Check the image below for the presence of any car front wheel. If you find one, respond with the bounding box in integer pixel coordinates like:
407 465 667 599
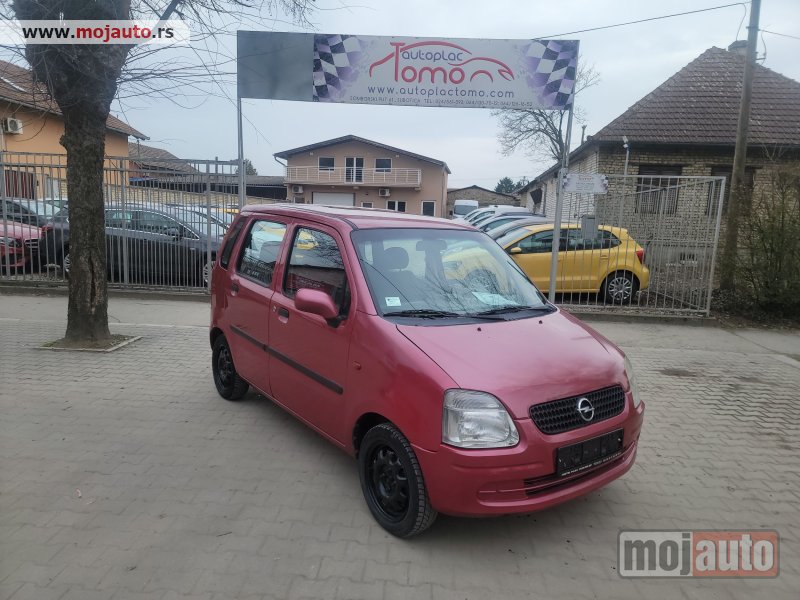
212 335 249 400
358 423 437 538
603 271 638 304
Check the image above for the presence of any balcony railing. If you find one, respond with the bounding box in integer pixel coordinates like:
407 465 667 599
285 166 422 187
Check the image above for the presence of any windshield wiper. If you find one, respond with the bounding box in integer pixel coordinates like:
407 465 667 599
472 305 555 317
383 309 462 319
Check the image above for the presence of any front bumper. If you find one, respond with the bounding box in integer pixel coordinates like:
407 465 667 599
414 398 644 517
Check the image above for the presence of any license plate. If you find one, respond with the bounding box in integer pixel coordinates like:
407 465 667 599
556 429 624 477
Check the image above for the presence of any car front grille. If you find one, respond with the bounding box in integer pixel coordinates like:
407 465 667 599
529 385 626 434
24 239 38 250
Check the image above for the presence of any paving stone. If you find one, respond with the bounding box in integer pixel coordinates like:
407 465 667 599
2 307 799 600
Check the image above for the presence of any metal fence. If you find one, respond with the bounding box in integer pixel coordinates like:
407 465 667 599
545 174 725 316
0 154 726 316
0 151 276 291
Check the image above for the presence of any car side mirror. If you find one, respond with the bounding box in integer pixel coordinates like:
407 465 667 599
509 247 523 255
295 288 339 322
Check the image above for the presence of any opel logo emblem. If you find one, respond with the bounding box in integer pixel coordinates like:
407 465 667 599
577 397 595 422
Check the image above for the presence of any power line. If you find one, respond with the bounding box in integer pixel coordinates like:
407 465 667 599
537 2 749 39
760 29 800 41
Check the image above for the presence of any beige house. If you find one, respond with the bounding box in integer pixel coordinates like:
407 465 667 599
0 59 146 198
275 135 450 217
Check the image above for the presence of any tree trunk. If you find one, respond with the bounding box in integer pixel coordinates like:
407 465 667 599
61 109 111 342
13 0 131 344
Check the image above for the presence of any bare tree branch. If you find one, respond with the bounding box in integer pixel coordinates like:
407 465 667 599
493 63 600 164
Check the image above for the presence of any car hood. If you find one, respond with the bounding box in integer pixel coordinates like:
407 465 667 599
396 310 626 419
0 221 41 239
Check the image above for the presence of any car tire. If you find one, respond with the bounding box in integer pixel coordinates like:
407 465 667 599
603 271 638 304
212 335 249 400
61 249 70 277
358 423 437 538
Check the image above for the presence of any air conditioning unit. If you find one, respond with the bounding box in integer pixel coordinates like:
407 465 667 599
291 184 304 194
378 188 391 197
2 117 23 134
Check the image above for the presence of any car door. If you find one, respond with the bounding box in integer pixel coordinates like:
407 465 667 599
506 229 564 292
103 209 134 283
268 224 353 444
131 210 191 285
225 217 289 395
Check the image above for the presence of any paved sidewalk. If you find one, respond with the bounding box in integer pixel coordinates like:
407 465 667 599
1 295 798 600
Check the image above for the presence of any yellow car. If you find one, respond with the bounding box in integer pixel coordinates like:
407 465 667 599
498 224 649 303
443 224 650 303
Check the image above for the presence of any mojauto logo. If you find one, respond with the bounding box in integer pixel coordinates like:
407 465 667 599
368 40 514 85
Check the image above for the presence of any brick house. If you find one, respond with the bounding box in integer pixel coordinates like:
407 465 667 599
445 185 518 217
519 46 800 223
275 135 450 217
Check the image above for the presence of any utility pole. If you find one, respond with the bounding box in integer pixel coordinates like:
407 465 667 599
719 0 761 291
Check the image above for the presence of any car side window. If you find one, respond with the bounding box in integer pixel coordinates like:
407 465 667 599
284 227 349 315
134 211 182 235
219 219 245 269
105 210 133 229
515 231 554 254
236 219 287 286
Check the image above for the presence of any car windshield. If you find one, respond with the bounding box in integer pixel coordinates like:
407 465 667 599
20 201 59 217
453 204 476 216
465 210 493 224
352 228 549 319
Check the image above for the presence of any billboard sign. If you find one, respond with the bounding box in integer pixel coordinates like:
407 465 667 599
237 32 578 110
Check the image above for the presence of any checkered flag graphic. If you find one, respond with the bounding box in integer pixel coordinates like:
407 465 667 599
313 34 366 102
522 40 578 109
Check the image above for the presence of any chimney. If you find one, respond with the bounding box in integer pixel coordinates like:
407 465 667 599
728 40 748 56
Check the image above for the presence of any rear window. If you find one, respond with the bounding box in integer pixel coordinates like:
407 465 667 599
219 219 245 268
236 219 287 285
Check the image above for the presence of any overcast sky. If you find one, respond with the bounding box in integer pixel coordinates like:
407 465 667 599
113 0 800 189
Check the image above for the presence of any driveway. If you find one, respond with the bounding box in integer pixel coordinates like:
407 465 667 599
0 294 798 600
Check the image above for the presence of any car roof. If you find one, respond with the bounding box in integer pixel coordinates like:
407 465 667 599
241 203 474 231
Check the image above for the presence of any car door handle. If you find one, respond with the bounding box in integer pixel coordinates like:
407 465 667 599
277 307 290 318
600 254 610 259
230 282 239 294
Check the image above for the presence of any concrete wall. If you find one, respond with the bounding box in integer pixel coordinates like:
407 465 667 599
284 139 448 217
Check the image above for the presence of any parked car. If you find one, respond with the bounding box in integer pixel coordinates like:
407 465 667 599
454 205 531 226
483 223 650 303
41 205 224 286
478 213 550 233
2 198 61 228
0 220 41 269
450 198 479 218
210 205 645 537
488 216 555 240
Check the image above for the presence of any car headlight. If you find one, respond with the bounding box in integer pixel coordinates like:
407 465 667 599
442 390 519 448
624 356 641 408
0 237 21 248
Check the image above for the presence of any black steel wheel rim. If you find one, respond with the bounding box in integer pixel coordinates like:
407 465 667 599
367 445 410 521
217 346 234 388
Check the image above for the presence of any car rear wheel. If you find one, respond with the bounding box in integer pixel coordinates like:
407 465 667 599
212 335 249 400
358 423 437 538
603 271 638 304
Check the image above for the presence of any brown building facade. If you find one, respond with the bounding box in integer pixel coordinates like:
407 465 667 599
275 135 450 217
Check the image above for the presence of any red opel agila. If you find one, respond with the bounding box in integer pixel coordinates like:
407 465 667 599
210 205 645 537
